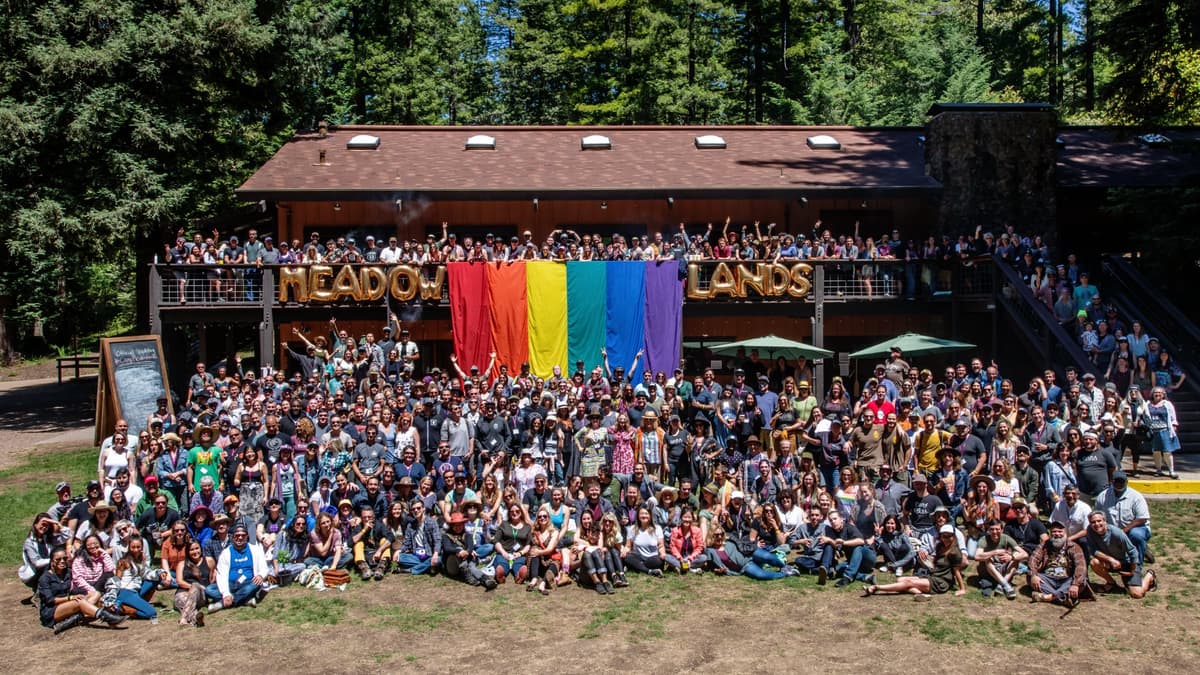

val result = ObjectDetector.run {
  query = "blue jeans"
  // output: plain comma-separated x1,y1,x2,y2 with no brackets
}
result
742,563,788,581
1127,525,1152,564
493,554,525,577
115,587,157,619
396,552,434,575
836,546,877,581
819,466,840,493
304,552,351,569
205,579,260,607
751,548,785,569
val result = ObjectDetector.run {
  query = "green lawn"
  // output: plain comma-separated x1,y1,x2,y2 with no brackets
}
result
0,447,97,563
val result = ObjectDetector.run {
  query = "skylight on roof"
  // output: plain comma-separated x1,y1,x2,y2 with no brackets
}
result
581,134,612,150
806,134,841,150
1136,133,1171,148
694,134,727,149
465,134,496,150
347,134,380,150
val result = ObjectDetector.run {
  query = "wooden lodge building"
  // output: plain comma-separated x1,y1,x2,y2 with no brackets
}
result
146,103,1200,393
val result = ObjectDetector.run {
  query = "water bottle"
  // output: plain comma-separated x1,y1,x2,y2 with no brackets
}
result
681,558,689,575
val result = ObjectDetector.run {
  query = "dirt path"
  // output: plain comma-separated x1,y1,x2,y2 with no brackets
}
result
0,376,96,470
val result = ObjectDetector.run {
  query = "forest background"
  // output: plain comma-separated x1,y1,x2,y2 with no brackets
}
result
1,0,1197,354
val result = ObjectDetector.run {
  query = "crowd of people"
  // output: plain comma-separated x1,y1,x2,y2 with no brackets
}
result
21,322,1179,633
160,220,1056,304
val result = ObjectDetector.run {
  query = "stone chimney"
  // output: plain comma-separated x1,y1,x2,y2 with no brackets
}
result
925,103,1057,233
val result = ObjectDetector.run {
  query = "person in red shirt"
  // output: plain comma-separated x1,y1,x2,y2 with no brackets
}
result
866,385,896,425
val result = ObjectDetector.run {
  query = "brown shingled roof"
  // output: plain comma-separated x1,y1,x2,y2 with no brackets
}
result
236,125,940,200
1057,127,1200,187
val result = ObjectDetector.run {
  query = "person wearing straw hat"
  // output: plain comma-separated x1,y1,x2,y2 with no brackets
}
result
73,500,117,552
633,410,666,482
187,424,222,494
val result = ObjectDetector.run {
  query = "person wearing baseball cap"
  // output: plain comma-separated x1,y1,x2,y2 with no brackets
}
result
862,522,966,599
209,522,268,613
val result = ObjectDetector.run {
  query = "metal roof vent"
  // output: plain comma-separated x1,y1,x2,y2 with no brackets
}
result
581,134,612,150
347,134,381,150
694,134,727,149
806,134,841,150
465,134,496,150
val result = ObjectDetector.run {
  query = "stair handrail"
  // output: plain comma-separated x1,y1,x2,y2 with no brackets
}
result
1102,254,1200,356
992,257,1095,376
1101,254,1200,398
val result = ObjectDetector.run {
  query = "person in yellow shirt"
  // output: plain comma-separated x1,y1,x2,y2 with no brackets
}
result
910,414,950,477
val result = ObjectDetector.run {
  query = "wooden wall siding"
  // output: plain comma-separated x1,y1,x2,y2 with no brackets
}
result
278,197,935,244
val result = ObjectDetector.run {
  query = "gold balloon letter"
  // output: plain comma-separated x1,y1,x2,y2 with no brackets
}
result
278,266,308,303
686,264,710,300
389,266,419,301
709,262,738,299
359,267,388,301
308,266,335,302
787,263,813,298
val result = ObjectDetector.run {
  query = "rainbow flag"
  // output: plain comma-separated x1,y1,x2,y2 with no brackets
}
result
448,261,682,379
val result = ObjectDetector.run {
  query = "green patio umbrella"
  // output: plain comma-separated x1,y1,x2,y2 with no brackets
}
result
848,332,976,359
709,334,834,360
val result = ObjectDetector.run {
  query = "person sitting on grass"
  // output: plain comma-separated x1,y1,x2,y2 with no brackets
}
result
1028,521,1089,607
817,509,872,588
441,511,496,590
862,524,965,600
39,546,126,634
351,505,394,580
208,524,267,613
1085,511,1157,599
20,513,68,602
974,519,1027,600
873,514,916,576
396,499,443,575
623,506,669,577
112,536,170,620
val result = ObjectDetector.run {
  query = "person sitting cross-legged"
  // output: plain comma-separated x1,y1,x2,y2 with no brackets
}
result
1028,521,1090,607
974,518,1027,600
207,524,267,613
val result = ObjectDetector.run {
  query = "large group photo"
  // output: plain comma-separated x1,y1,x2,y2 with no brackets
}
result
2,0,1199,669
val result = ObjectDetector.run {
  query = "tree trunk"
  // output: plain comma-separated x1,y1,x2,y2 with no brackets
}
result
1084,0,1095,110
1048,0,1058,104
842,0,860,55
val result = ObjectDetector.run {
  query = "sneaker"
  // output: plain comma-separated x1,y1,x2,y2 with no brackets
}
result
912,593,932,602
648,568,664,578
783,566,801,577
247,598,257,608
817,567,828,586
690,567,704,575
613,576,629,588
1004,586,1017,600
604,582,615,594
1145,550,1156,564
1171,473,1180,480
595,583,609,595
483,577,498,591
981,586,994,599
834,577,852,588
864,574,876,585
207,602,222,613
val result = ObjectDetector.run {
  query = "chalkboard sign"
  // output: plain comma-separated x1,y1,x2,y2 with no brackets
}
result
95,336,171,444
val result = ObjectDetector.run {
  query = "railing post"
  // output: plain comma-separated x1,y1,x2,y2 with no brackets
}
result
260,268,276,372
149,265,162,335
813,265,826,401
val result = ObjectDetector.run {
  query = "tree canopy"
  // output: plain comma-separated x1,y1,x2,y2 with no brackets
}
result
0,0,1197,352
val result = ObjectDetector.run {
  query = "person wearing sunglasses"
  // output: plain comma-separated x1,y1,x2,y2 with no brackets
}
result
39,547,126,633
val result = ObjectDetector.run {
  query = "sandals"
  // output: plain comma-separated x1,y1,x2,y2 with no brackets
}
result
861,585,878,597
